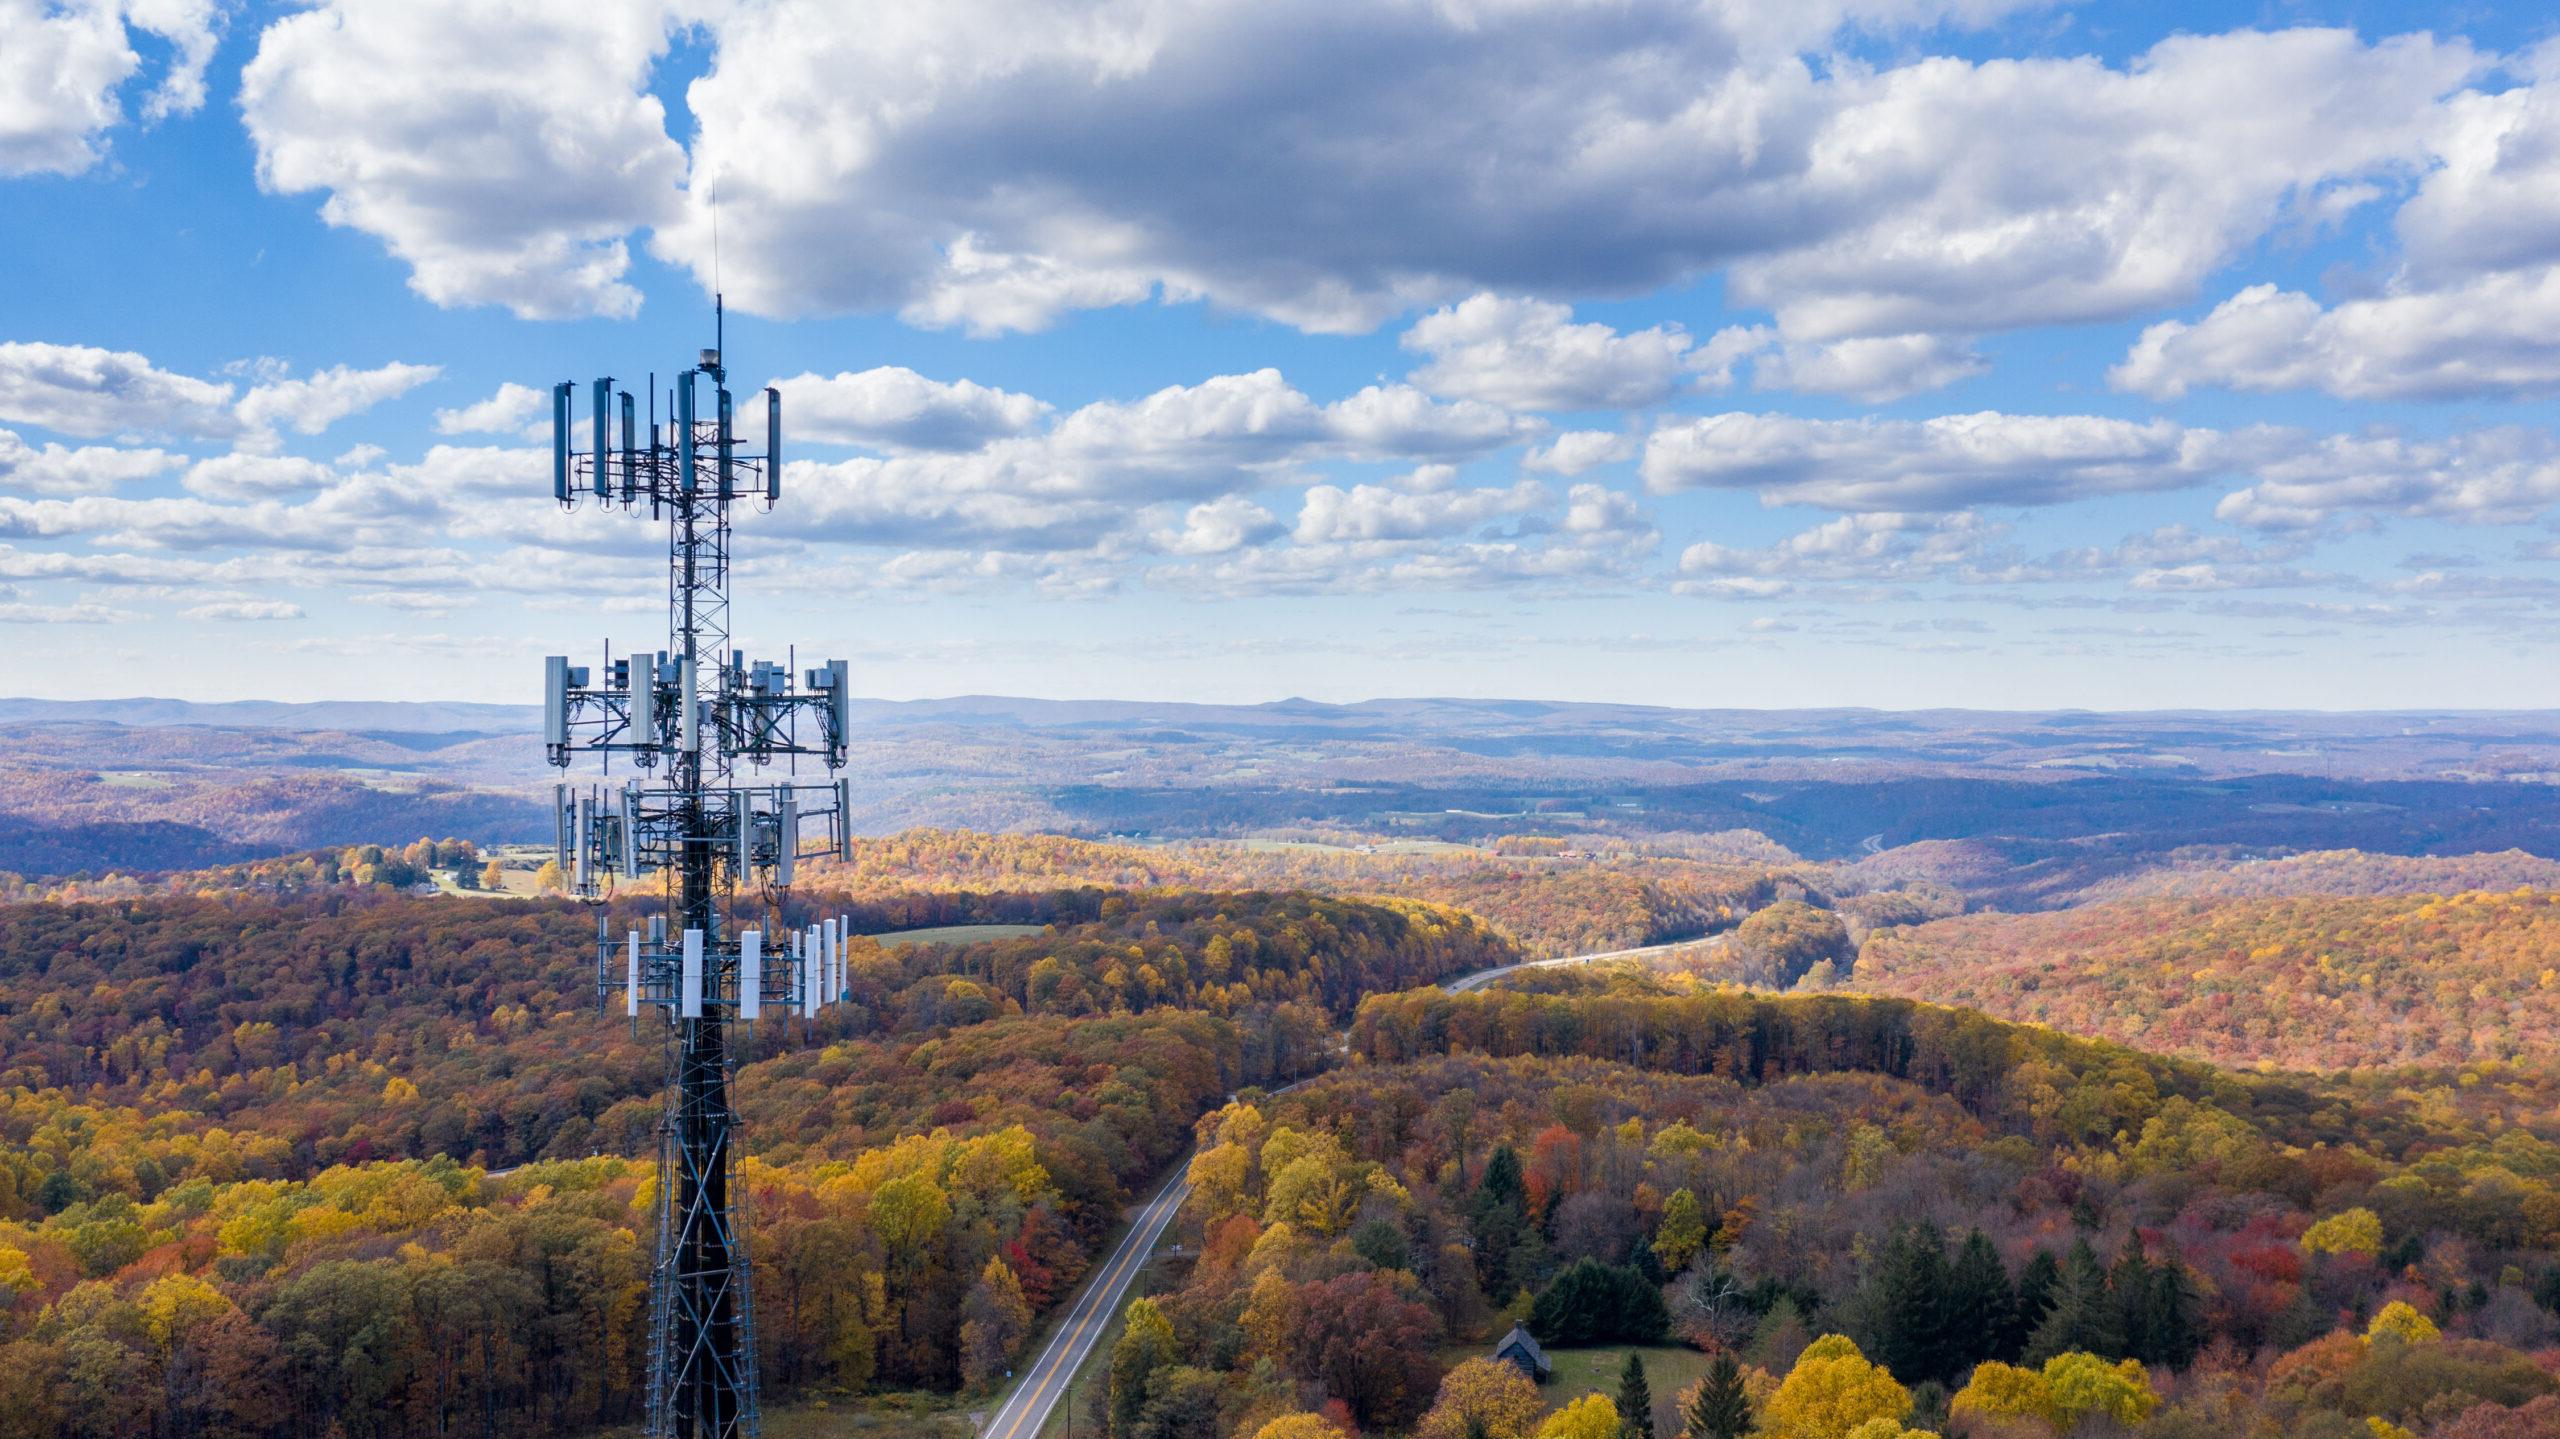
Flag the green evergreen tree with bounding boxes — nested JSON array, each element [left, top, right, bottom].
[[2143, 1251, 2204, 1368], [2108, 1239, 2155, 1362], [1868, 1222, 1958, 1384], [2025, 1239, 2122, 1363], [2006, 1249, 2059, 1360], [1686, 1352, 1752, 1439], [1618, 1350, 1656, 1439], [1947, 1229, 2016, 1373], [1471, 1145, 1534, 1300]]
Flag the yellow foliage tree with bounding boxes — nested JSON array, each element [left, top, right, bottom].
[[2302, 1207, 2383, 1257], [1417, 1358, 1546, 1439], [1253, 1416, 1349, 1439], [1952, 1354, 2157, 1432], [139, 1272, 233, 1347], [1538, 1393, 1627, 1439], [1766, 1335, 1912, 1439], [2367, 1301, 2441, 1344], [0, 1245, 36, 1298], [1950, 1361, 2049, 1425], [2039, 1353, 2158, 1428]]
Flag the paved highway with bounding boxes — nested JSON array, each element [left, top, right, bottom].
[[978, 931, 1721, 1436], [1443, 932, 1725, 992], [978, 1158, 1193, 1439]]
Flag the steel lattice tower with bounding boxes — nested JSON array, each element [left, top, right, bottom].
[[540, 312, 859, 1439]]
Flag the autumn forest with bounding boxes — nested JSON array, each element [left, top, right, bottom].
[[9, 822, 2560, 1439]]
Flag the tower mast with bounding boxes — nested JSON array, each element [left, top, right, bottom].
[[542, 323, 855, 1439]]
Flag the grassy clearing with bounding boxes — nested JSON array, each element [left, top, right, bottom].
[[867, 922, 1047, 948], [1437, 1343, 1712, 1421], [1541, 1345, 1713, 1420]]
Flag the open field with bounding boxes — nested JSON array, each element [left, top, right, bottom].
[[867, 921, 1050, 948]]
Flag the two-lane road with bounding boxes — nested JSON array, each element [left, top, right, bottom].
[[978, 1159, 1193, 1439], [979, 934, 1715, 1435], [1443, 932, 1725, 992]]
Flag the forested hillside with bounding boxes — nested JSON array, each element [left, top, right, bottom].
[[1094, 980, 2560, 1439], [800, 828, 1809, 955], [0, 884, 1507, 1438], [1853, 889, 2560, 1069]]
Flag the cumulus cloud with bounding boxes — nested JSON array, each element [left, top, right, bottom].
[[240, 0, 689, 319], [774, 367, 1052, 451], [182, 454, 338, 501], [0, 428, 178, 495], [1729, 30, 2476, 342], [435, 382, 551, 436], [1402, 294, 1707, 410], [2214, 427, 2560, 529], [1676, 512, 1996, 596], [236, 362, 441, 440], [2111, 272, 2560, 401], [1523, 430, 1635, 476], [0, 0, 221, 177], [0, 341, 238, 438], [1293, 479, 1545, 544], [2108, 45, 2560, 403], [1641, 411, 2221, 511], [1151, 496, 1282, 556], [639, 10, 2482, 345], [1751, 334, 1987, 401]]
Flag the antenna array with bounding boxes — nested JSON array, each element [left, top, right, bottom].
[[540, 332, 846, 1439]]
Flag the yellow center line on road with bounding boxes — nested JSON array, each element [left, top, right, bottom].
[[986, 1165, 1191, 1439]]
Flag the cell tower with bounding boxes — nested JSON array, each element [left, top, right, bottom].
[[540, 309, 856, 1439]]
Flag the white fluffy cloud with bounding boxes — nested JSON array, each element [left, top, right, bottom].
[[0, 344, 432, 446], [202, 2, 2518, 365], [1676, 512, 1995, 596], [1523, 430, 1635, 476], [182, 454, 337, 501], [648, 11, 2482, 348], [0, 428, 178, 495], [2109, 44, 2560, 402], [0, 0, 220, 176], [1642, 411, 2220, 511], [236, 362, 441, 440], [1729, 30, 2475, 342], [2215, 427, 2560, 530], [1402, 294, 1706, 410], [776, 368, 1518, 550], [1151, 496, 1282, 556], [240, 0, 689, 319], [0, 341, 238, 438], [2112, 271, 2560, 401], [435, 382, 550, 437], [774, 367, 1052, 451], [1293, 478, 1544, 544], [1750, 334, 1987, 402]]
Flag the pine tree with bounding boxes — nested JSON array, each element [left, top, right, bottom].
[[1947, 1229, 2016, 1373], [1472, 1145, 1534, 1301], [2143, 1251, 2203, 1368], [2026, 1239, 2122, 1363], [1686, 1352, 1753, 1439], [1868, 1222, 1957, 1384], [2108, 1239, 2154, 1362], [2007, 1249, 2059, 1361], [1618, 1351, 1656, 1439]]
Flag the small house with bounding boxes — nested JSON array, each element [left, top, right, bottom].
[[1493, 1323, 1550, 1382]]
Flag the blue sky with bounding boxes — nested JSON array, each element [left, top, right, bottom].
[[3, 1, 2558, 710]]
